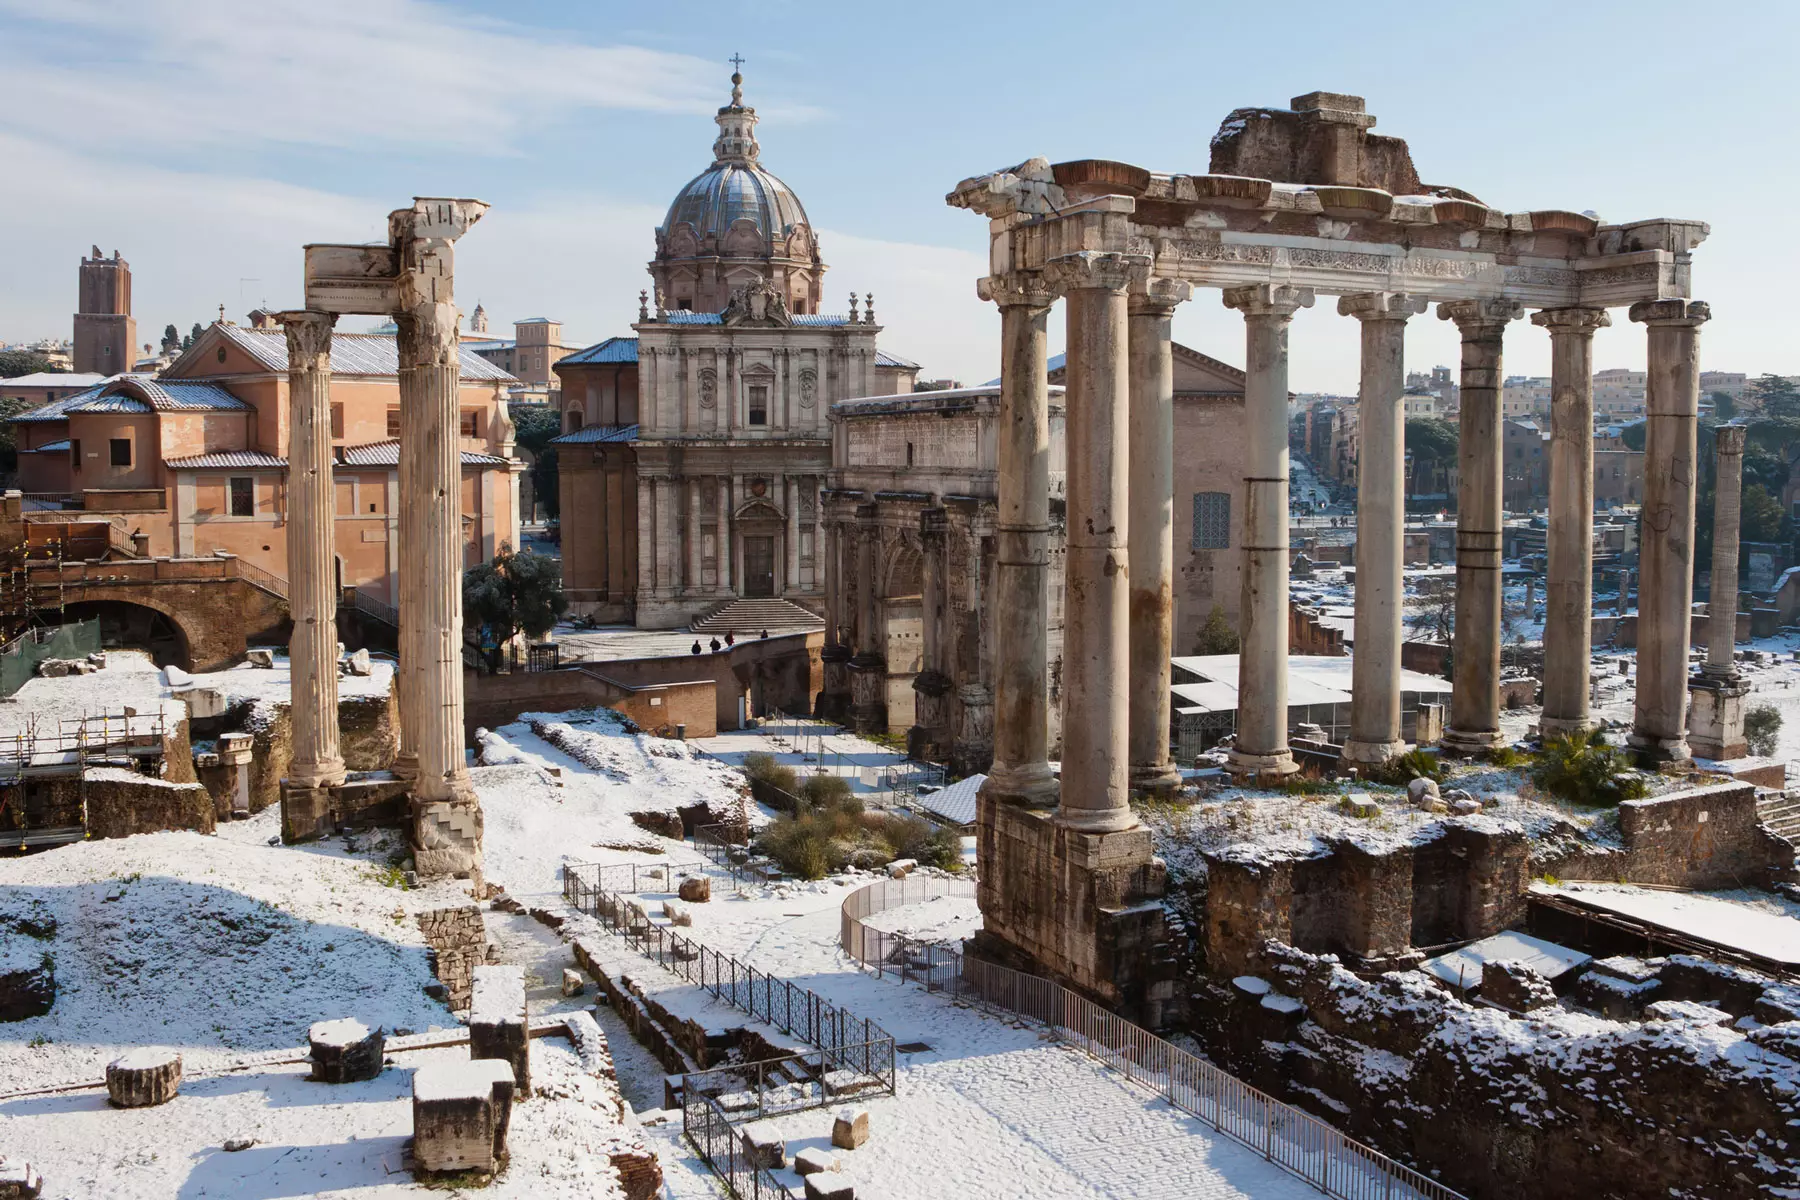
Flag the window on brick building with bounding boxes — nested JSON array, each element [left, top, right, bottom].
[[748, 385, 768, 426], [69, 439, 81, 472], [567, 410, 585, 433], [229, 476, 254, 517], [386, 408, 401, 438], [109, 438, 131, 467], [1192, 492, 1231, 550], [330, 403, 344, 439], [460, 409, 480, 438]]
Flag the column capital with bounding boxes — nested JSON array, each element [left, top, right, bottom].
[[1531, 306, 1613, 335], [1222, 283, 1314, 319], [1438, 298, 1523, 333], [1127, 277, 1192, 316], [1046, 251, 1150, 295], [1629, 298, 1711, 328], [1336, 291, 1427, 322], [1715, 423, 1747, 455], [277, 310, 336, 360], [978, 272, 1059, 309]]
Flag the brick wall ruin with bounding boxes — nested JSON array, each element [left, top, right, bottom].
[[416, 904, 486, 1009], [82, 771, 214, 840], [1537, 782, 1795, 889]]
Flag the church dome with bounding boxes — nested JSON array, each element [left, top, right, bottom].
[[663, 161, 810, 242]]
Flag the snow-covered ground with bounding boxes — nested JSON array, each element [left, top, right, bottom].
[[1541, 881, 1800, 966], [861, 893, 983, 945]]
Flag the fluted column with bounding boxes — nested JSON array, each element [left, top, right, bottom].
[[400, 236, 477, 811], [1341, 292, 1427, 765], [1439, 299, 1523, 754], [717, 476, 733, 593], [392, 314, 421, 782], [1223, 284, 1314, 782], [1052, 251, 1146, 831], [1126, 277, 1190, 796], [1535, 307, 1612, 736], [786, 476, 801, 595], [1706, 425, 1747, 674], [687, 478, 703, 592], [280, 310, 345, 790], [977, 273, 1060, 808], [1630, 299, 1711, 762]]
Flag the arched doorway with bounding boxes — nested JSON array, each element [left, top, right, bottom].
[[734, 493, 785, 598], [60, 600, 191, 669]]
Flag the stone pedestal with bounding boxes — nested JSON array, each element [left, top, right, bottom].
[[1629, 300, 1710, 763], [1341, 292, 1426, 766], [469, 964, 531, 1097], [970, 793, 1171, 1022], [847, 659, 888, 734], [280, 774, 413, 846], [1688, 678, 1750, 760], [308, 1018, 386, 1083], [816, 643, 852, 725], [1223, 285, 1313, 781], [952, 682, 994, 777], [1440, 300, 1521, 753], [106, 1049, 182, 1108], [412, 1059, 515, 1176]]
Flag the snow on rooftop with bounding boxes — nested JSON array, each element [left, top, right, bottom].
[[1537, 882, 1800, 968], [1423, 930, 1591, 990]]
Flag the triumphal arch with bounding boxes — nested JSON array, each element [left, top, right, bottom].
[[951, 92, 1711, 1015]]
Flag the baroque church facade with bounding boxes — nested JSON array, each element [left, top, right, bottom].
[[555, 70, 917, 628]]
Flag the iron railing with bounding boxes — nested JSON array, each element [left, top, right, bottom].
[[682, 1039, 894, 1125], [682, 1088, 800, 1200], [839, 874, 976, 992], [562, 859, 896, 1096], [838, 877, 1469, 1200]]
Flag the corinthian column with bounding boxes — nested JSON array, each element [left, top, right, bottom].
[[279, 310, 346, 790], [1052, 251, 1147, 831], [392, 314, 421, 783], [1222, 284, 1314, 783], [1630, 299, 1711, 762], [1534, 307, 1612, 736], [1341, 292, 1427, 766], [977, 273, 1060, 808], [396, 204, 484, 872], [1126, 277, 1190, 796], [1439, 299, 1522, 754], [1689, 423, 1749, 759]]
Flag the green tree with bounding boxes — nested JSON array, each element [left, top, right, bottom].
[[1742, 482, 1789, 543], [0, 350, 55, 378], [1408, 576, 1456, 644], [463, 548, 569, 665], [1711, 390, 1736, 421], [1750, 373, 1800, 420], [161, 324, 181, 353], [1404, 418, 1458, 497], [1192, 604, 1239, 655], [510, 404, 562, 454], [1745, 704, 1783, 758], [529, 445, 560, 520]]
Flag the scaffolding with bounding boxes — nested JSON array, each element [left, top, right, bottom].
[[0, 707, 169, 851]]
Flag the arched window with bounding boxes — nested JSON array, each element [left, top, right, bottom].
[[567, 410, 585, 434]]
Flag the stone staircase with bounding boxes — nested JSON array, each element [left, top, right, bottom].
[[1759, 789, 1800, 842], [690, 597, 824, 635]]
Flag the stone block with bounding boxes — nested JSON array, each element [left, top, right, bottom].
[[561, 968, 584, 997], [411, 1058, 515, 1176], [106, 1048, 182, 1107], [0, 948, 55, 1022], [805, 1174, 856, 1200], [662, 1074, 684, 1110], [678, 876, 711, 903], [1407, 777, 1440, 809], [0, 1159, 43, 1200], [794, 1148, 839, 1176], [469, 964, 530, 1096], [885, 858, 917, 879], [1645, 999, 1734, 1025], [742, 1126, 785, 1169], [346, 648, 373, 676], [831, 1106, 869, 1150], [246, 648, 276, 668], [1480, 959, 1556, 1012], [661, 899, 692, 927], [308, 1018, 385, 1083]]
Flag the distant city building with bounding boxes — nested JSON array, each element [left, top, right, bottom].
[[1502, 418, 1550, 511], [72, 247, 135, 376], [468, 318, 574, 393]]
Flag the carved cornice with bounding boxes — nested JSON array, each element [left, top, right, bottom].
[[1220, 283, 1314, 319], [1336, 291, 1427, 322], [1047, 251, 1150, 294], [1437, 298, 1524, 335], [1127, 277, 1193, 315], [277, 310, 336, 365], [977, 272, 1059, 309], [1531, 307, 1613, 335], [1629, 298, 1711, 328]]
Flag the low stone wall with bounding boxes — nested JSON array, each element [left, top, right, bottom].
[[416, 904, 486, 1010], [1187, 942, 1800, 1200], [340, 689, 398, 771], [570, 936, 703, 1075], [464, 666, 717, 742], [82, 770, 214, 839], [1535, 782, 1795, 890]]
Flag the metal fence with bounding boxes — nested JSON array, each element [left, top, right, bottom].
[[838, 878, 1468, 1200], [839, 875, 977, 992], [682, 1088, 800, 1200], [0, 620, 100, 697], [562, 860, 896, 1095], [683, 1039, 894, 1125]]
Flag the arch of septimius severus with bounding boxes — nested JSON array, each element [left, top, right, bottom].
[[280, 198, 489, 882], [952, 92, 1711, 1015]]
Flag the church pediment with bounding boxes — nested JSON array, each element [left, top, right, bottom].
[[735, 498, 785, 523]]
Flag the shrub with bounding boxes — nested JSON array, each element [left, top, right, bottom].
[[1486, 745, 1529, 770], [879, 813, 962, 870], [753, 806, 962, 879], [1391, 748, 1444, 783], [1532, 729, 1650, 808], [1745, 704, 1783, 758], [798, 773, 858, 813], [741, 752, 798, 795]]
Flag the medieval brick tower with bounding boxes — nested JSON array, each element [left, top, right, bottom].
[[73, 246, 135, 375]]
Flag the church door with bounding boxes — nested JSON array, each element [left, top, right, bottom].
[[744, 536, 776, 597]]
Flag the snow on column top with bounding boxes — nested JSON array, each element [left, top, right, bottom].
[[309, 1017, 372, 1046], [413, 1057, 515, 1101]]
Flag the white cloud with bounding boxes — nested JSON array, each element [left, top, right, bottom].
[[0, 0, 770, 154]]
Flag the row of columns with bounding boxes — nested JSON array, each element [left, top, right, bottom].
[[980, 257, 1713, 829]]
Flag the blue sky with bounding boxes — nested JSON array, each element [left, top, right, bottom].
[[2, 0, 1794, 391]]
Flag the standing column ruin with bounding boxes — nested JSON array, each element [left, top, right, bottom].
[[1535, 307, 1612, 737], [977, 274, 1059, 808], [1439, 300, 1522, 754], [1054, 251, 1146, 831], [849, 503, 887, 732], [1341, 292, 1426, 766], [397, 201, 487, 877], [392, 315, 422, 784], [1629, 299, 1711, 762], [279, 309, 346, 793], [1689, 422, 1748, 759], [911, 506, 952, 759], [1126, 277, 1190, 795], [1223, 284, 1313, 782], [688, 479, 704, 591]]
